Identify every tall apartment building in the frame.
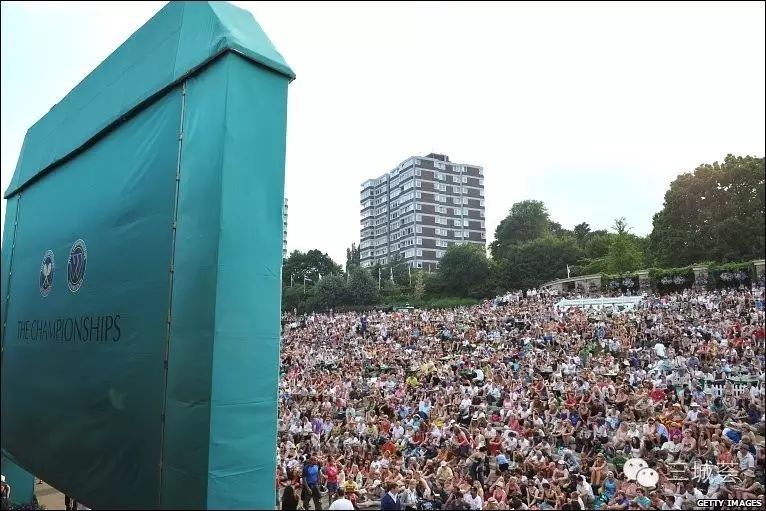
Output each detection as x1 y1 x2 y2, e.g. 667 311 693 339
283 197 288 259
360 153 485 271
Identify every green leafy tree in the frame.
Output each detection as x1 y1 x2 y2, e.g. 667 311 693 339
490 200 551 259
604 235 644 274
386 253 410 287
347 267 379 305
573 222 591 243
306 275 350 311
413 271 425 301
549 221 573 238
501 236 583 289
283 249 343 286
437 243 492 298
345 243 361 272
649 154 765 266
611 217 631 236
282 285 307 312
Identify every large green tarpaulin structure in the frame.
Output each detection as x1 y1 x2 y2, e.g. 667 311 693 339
1 2 293 508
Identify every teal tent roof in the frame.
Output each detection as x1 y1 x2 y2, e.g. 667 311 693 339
4 0 294 198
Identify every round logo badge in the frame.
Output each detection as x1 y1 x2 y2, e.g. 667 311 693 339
67 239 87 293
39 250 55 297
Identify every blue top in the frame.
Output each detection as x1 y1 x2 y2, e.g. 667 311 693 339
303 464 320 486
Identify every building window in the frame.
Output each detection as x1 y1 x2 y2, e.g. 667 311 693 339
416 262 423 268
437 172 445 181
416 191 422 199
416 225 422 233
416 214 422 221
417 249 423 257
415 168 421 176
463 218 470 227
453 197 461 205
415 203 422 211
480 199 484 207
462 175 468 184
416 237 422 245
415 180 421 188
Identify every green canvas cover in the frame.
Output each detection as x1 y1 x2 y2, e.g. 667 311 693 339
1 2 292 509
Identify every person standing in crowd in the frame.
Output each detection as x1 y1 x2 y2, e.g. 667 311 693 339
0 475 10 508
380 481 401 510
281 485 299 511
301 455 323 510
328 488 354 510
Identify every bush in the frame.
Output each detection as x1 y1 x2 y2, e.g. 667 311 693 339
419 297 482 309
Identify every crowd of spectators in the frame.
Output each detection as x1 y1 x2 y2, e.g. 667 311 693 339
276 286 765 510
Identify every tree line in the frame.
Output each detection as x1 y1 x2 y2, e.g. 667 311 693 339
282 154 764 312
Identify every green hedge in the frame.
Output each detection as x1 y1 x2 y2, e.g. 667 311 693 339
649 266 695 290
708 262 754 288
601 273 639 292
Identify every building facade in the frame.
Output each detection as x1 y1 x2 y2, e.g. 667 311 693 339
283 197 288 259
360 153 485 271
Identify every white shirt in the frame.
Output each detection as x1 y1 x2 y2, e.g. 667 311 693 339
329 498 355 510
463 493 483 510
738 451 755 470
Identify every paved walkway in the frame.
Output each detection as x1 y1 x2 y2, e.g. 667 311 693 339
36 481 66 510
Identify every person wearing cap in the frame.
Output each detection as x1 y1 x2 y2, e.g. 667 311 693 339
576 474 594 508
462 484 483 510
0 475 10 506
436 460 453 484
684 402 701 424
737 443 756 471
552 459 571 490
589 452 607 488
732 469 762 501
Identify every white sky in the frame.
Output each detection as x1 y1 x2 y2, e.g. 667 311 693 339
2 1 764 265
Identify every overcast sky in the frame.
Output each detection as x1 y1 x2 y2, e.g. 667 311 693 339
2 1 764 265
